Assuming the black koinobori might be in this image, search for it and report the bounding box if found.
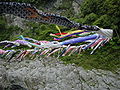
[0,2,100,30]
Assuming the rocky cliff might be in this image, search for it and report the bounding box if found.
[0,58,120,90]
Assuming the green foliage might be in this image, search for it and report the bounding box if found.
[16,22,59,41]
[70,0,120,72]
[101,0,120,17]
[55,0,74,17]
[80,0,120,36]
[0,0,120,72]
[57,0,73,9]
[0,16,22,41]
[82,13,98,25]
[60,44,120,72]
[80,0,104,17]
[93,15,112,28]
[74,18,84,24]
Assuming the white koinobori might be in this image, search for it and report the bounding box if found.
[95,29,113,38]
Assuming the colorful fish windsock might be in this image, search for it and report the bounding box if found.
[15,40,32,47]
[54,30,91,40]
[0,49,6,55]
[95,29,113,38]
[60,34,99,45]
[0,2,100,30]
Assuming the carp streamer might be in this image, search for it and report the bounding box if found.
[0,2,99,30]
[0,29,113,61]
[0,2,114,61]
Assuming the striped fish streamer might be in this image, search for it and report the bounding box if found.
[53,30,91,40]
[0,36,111,60]
[0,49,6,55]
[15,40,32,47]
[0,2,100,30]
[60,34,99,45]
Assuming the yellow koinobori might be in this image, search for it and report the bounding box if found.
[56,25,62,36]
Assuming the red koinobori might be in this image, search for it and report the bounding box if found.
[0,2,100,30]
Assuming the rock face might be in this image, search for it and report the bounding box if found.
[42,0,83,15]
[5,14,27,29]
[0,58,120,90]
[72,0,83,15]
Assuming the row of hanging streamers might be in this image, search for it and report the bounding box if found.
[0,29,112,61]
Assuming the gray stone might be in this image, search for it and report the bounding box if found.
[0,58,119,90]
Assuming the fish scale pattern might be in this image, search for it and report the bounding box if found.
[0,2,38,18]
[0,2,99,30]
